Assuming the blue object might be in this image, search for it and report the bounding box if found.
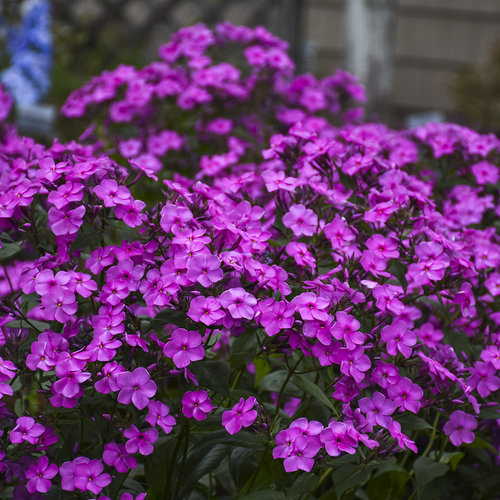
[0,0,52,105]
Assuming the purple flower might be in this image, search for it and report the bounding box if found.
[381,319,417,358]
[222,397,258,435]
[116,367,157,410]
[181,390,214,421]
[123,425,159,455]
[387,377,424,413]
[73,459,111,495]
[163,328,205,368]
[320,422,359,457]
[219,287,257,320]
[103,442,138,472]
[10,416,44,444]
[25,456,58,494]
[444,410,478,446]
[283,204,318,237]
[146,401,176,433]
[358,391,396,429]
[48,205,85,235]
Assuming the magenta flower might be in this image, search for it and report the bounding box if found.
[25,456,58,494]
[187,296,225,325]
[116,367,157,410]
[48,205,85,235]
[93,179,131,207]
[444,410,478,446]
[381,319,417,358]
[115,199,146,227]
[219,287,257,320]
[124,425,159,455]
[163,328,205,368]
[186,254,223,287]
[73,459,112,495]
[259,299,295,336]
[358,391,396,429]
[467,361,500,398]
[387,377,424,413]
[282,204,318,237]
[283,436,321,472]
[160,203,193,233]
[10,416,44,444]
[292,292,330,322]
[47,181,84,209]
[331,311,365,349]
[103,442,138,473]
[182,390,214,421]
[320,422,359,457]
[222,397,258,435]
[146,401,176,433]
[41,288,77,323]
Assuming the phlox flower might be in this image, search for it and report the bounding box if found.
[320,421,358,457]
[187,296,226,325]
[282,204,318,237]
[444,410,477,446]
[103,442,138,473]
[47,181,84,209]
[292,292,330,322]
[186,253,223,287]
[160,203,193,233]
[123,425,159,455]
[258,298,295,336]
[10,416,44,444]
[381,319,417,358]
[73,459,111,495]
[48,205,85,235]
[219,287,257,320]
[222,397,258,435]
[41,288,77,323]
[163,328,205,368]
[146,401,176,433]
[181,390,214,421]
[115,199,146,227]
[358,391,396,429]
[117,367,157,410]
[387,377,424,413]
[25,456,58,494]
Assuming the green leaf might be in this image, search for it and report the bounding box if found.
[238,491,285,500]
[258,370,289,393]
[5,318,50,332]
[391,261,408,293]
[365,470,409,500]
[292,375,338,416]
[147,308,188,330]
[0,233,23,260]
[333,464,371,498]
[253,358,272,386]
[429,451,464,471]
[398,414,432,431]
[479,406,500,420]
[287,473,318,497]
[190,360,230,395]
[413,456,449,499]
[181,444,230,493]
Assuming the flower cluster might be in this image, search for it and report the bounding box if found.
[0,22,498,499]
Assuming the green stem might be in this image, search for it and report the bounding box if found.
[164,428,184,496]
[112,470,130,500]
[275,354,304,416]
[422,412,440,458]
[175,423,190,498]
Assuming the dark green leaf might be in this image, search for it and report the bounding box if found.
[293,375,338,415]
[287,473,318,497]
[398,414,432,431]
[238,491,285,500]
[190,360,230,395]
[181,444,230,493]
[413,456,448,499]
[333,464,371,498]
[5,319,50,332]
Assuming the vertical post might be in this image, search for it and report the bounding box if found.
[282,0,304,72]
[345,0,396,120]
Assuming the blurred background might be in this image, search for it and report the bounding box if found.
[2,0,500,134]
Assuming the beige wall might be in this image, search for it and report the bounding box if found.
[304,0,500,114]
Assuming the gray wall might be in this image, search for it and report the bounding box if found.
[304,0,500,116]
